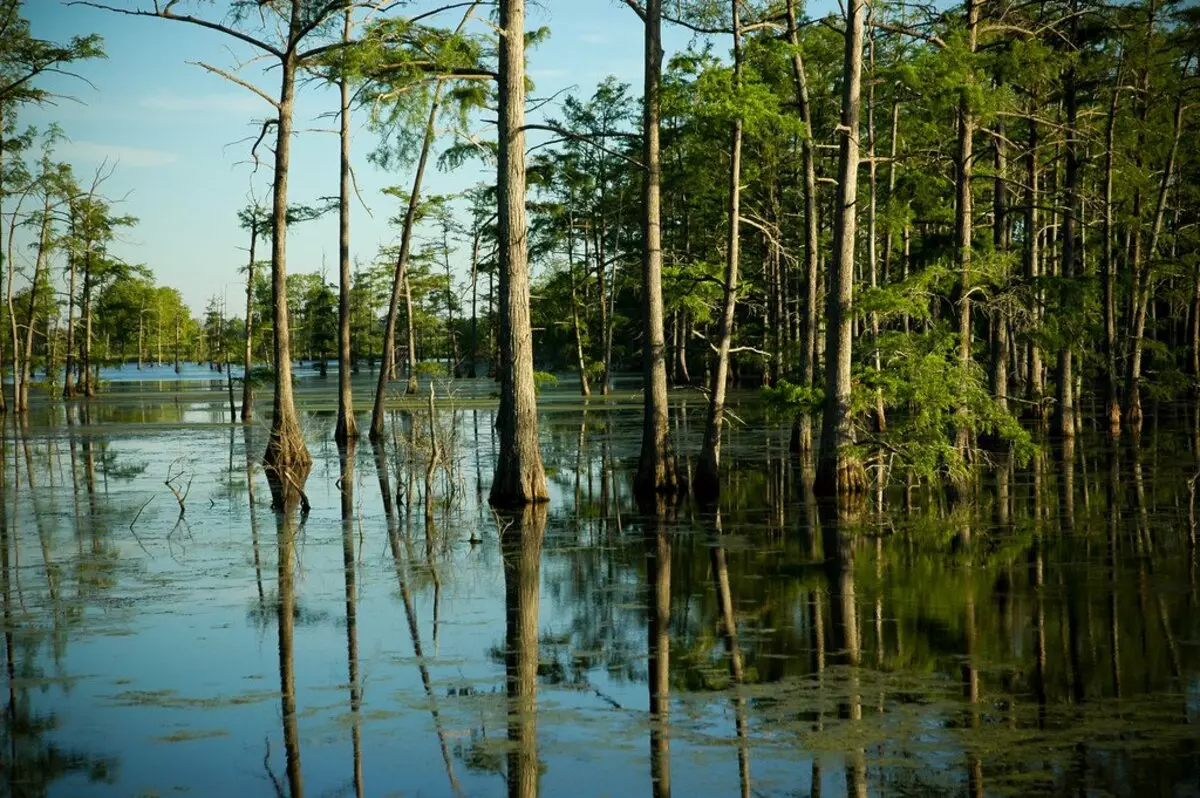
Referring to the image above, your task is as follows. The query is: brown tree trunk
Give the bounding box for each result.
[403,273,419,394]
[786,0,820,455]
[489,0,549,507]
[696,0,743,499]
[567,212,591,397]
[262,40,313,498]
[954,0,979,456]
[1026,111,1044,413]
[501,506,545,798]
[242,219,257,422]
[1056,58,1079,440]
[1126,94,1184,433]
[634,0,677,500]
[63,210,77,398]
[814,0,867,496]
[990,118,1009,416]
[369,83,444,442]
[335,7,358,444]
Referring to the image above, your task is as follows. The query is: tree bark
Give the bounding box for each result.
[334,7,358,444]
[695,0,743,499]
[489,0,549,507]
[634,0,677,501]
[814,0,867,496]
[1056,20,1080,441]
[369,82,444,442]
[242,219,258,422]
[786,0,821,455]
[953,0,979,456]
[262,35,313,499]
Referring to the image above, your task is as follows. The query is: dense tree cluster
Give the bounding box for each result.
[3,0,1197,503]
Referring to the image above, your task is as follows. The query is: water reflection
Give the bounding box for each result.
[502,506,545,798]
[0,394,1198,796]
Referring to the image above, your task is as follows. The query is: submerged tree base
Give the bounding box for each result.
[813,455,868,497]
[264,423,314,511]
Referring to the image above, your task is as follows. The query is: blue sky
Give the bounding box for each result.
[21,1,719,314]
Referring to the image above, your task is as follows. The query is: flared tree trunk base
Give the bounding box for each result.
[264,421,314,511]
[813,455,868,497]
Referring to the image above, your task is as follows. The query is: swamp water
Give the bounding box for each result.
[2,374,1199,797]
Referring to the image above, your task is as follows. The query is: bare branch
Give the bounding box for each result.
[188,61,280,108]
[68,2,284,59]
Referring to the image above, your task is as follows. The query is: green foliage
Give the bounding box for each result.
[533,371,559,394]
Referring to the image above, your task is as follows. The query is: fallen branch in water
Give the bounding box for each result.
[165,458,193,517]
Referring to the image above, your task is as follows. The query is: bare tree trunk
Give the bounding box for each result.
[334,7,358,444]
[567,212,591,397]
[1026,110,1044,414]
[403,273,419,394]
[20,194,52,412]
[786,0,820,455]
[954,0,979,457]
[866,15,885,433]
[469,224,480,379]
[242,219,258,422]
[1056,55,1079,440]
[634,0,677,500]
[489,0,548,507]
[696,0,744,499]
[1125,94,1184,434]
[990,119,1009,416]
[81,251,94,398]
[262,38,313,498]
[814,0,867,496]
[369,84,444,442]
[63,212,77,398]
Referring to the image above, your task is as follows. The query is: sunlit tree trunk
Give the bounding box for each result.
[369,85,444,442]
[696,0,743,498]
[489,0,548,506]
[242,217,258,422]
[786,0,820,455]
[634,0,677,500]
[262,32,313,497]
[334,7,358,444]
[815,0,867,496]
[953,0,979,456]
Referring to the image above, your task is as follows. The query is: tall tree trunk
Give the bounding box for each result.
[335,7,358,444]
[403,273,418,394]
[1026,110,1044,413]
[954,0,979,457]
[81,250,94,397]
[262,41,313,498]
[786,0,821,455]
[990,118,1009,416]
[814,0,867,496]
[634,0,677,500]
[20,192,52,412]
[63,211,77,398]
[369,83,444,442]
[490,0,548,507]
[242,219,258,422]
[567,212,591,397]
[695,0,744,499]
[468,224,480,379]
[866,15,885,433]
[1057,59,1079,440]
[1125,93,1184,433]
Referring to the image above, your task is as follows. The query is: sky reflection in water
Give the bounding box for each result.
[2,378,1199,797]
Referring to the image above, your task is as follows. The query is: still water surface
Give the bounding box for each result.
[3,376,1198,797]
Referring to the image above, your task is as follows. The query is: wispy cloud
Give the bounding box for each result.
[63,140,179,168]
[579,32,608,45]
[140,91,265,114]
